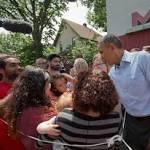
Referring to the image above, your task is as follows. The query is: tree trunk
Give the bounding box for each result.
[32,24,43,59]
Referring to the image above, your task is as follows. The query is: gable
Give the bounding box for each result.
[55,23,79,52]
[65,19,101,41]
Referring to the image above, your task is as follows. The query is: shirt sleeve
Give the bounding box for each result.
[36,116,58,148]
[139,51,150,84]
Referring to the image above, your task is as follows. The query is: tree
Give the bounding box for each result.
[0,33,33,65]
[81,0,106,31]
[0,33,57,65]
[0,0,68,58]
[61,38,98,65]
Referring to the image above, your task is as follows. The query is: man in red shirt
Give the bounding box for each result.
[0,118,25,150]
[0,56,25,150]
[0,56,21,100]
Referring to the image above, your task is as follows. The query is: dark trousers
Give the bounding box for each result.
[123,113,150,150]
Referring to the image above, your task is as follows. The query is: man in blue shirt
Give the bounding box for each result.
[98,34,150,150]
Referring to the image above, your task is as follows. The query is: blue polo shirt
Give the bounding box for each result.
[109,50,150,117]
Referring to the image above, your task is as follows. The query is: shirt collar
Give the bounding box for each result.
[121,50,132,63]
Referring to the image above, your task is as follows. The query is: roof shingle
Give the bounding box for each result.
[64,19,102,41]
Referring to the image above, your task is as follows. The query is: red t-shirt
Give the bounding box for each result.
[0,118,25,150]
[0,82,12,99]
[17,107,53,150]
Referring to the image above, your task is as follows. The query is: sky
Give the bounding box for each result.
[63,1,89,25]
[0,1,106,36]
[63,1,106,36]
[0,28,9,34]
[0,1,88,34]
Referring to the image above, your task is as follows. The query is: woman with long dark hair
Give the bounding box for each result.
[5,67,56,150]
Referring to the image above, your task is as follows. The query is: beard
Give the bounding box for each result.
[51,65,60,71]
[6,73,19,81]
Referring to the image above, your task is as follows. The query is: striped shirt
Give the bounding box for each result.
[38,108,121,150]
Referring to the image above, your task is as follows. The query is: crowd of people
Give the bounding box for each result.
[0,34,150,150]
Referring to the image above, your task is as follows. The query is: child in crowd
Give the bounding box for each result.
[50,74,68,97]
[47,74,68,113]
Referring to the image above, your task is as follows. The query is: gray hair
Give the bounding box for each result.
[74,58,88,75]
[98,34,122,49]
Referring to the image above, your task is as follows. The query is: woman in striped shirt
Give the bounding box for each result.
[37,71,121,150]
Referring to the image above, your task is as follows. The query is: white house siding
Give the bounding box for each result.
[106,0,150,36]
[56,24,79,52]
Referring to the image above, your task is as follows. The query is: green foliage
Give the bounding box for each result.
[61,38,98,64]
[43,44,57,57]
[0,33,57,65]
[82,0,107,31]
[0,0,68,58]
[0,33,33,65]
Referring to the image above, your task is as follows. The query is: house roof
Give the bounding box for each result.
[53,19,103,46]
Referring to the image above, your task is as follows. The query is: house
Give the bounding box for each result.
[53,19,102,52]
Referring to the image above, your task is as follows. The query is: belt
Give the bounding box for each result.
[127,113,150,121]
